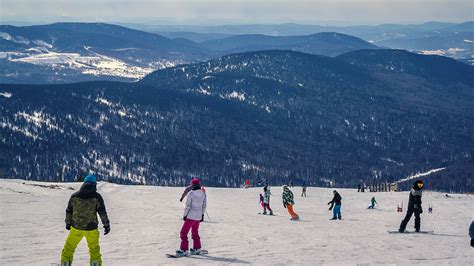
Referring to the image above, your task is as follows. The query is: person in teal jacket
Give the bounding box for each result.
[368,197,377,209]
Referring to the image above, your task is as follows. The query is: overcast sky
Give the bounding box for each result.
[1,0,473,25]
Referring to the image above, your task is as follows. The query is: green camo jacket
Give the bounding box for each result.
[65,182,110,231]
[282,187,295,206]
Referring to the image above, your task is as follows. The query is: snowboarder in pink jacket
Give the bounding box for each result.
[176,178,207,257]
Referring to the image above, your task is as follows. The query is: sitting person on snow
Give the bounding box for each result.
[368,196,377,209]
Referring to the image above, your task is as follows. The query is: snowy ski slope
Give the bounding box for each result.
[0,179,473,265]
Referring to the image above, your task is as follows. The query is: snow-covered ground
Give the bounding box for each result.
[0,179,473,265]
[9,50,154,80]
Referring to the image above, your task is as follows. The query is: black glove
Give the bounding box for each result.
[283,203,287,208]
[200,215,204,222]
[183,216,187,221]
[66,224,71,230]
[180,198,183,202]
[104,226,110,235]
[329,206,333,211]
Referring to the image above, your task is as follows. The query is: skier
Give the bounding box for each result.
[301,181,307,197]
[262,185,273,215]
[399,180,424,233]
[176,178,207,257]
[469,221,474,247]
[328,190,342,220]
[428,204,433,214]
[368,196,377,209]
[282,185,299,220]
[289,181,294,188]
[60,174,110,266]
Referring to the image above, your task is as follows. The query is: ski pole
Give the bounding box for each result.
[205,210,211,221]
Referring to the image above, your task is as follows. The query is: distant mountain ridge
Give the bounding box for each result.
[149,21,474,64]
[200,32,378,56]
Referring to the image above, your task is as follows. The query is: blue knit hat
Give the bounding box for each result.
[84,174,97,183]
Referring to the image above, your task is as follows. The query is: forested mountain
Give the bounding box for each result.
[1,50,473,191]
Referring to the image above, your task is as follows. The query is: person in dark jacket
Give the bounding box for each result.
[469,221,474,247]
[399,180,423,233]
[301,181,307,197]
[328,190,342,220]
[60,174,110,266]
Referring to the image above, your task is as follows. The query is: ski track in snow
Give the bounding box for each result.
[0,179,473,265]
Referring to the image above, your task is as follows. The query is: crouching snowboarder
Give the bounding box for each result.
[368,196,377,209]
[175,178,207,257]
[282,185,299,220]
[328,190,342,220]
[399,180,423,233]
[60,174,110,266]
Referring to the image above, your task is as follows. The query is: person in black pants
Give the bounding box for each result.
[399,180,424,233]
[469,221,474,247]
[328,190,342,220]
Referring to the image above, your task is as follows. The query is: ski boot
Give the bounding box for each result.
[190,248,201,255]
[175,249,189,257]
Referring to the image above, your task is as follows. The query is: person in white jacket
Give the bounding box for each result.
[176,178,207,257]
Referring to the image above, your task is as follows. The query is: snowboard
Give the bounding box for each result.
[388,230,434,234]
[166,250,208,258]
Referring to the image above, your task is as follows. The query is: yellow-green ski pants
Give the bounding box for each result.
[60,227,102,265]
